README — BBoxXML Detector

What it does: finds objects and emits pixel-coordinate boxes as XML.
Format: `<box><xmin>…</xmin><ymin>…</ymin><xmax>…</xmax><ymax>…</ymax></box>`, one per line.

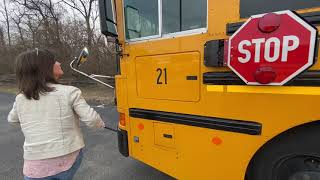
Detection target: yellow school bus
<box><xmin>98</xmin><ymin>0</ymin><xmax>320</xmax><ymax>179</ymax></box>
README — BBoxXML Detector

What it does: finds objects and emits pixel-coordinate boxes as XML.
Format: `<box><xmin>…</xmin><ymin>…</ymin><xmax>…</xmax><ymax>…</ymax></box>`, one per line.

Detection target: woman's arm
<box><xmin>69</xmin><ymin>87</ymin><xmax>105</xmax><ymax>128</ymax></box>
<box><xmin>8</xmin><ymin>102</ymin><xmax>20</xmax><ymax>124</ymax></box>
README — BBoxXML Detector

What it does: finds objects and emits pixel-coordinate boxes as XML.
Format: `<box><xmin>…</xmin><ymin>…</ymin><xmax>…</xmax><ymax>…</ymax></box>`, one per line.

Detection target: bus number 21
<box><xmin>156</xmin><ymin>68</ymin><xmax>167</xmax><ymax>84</ymax></box>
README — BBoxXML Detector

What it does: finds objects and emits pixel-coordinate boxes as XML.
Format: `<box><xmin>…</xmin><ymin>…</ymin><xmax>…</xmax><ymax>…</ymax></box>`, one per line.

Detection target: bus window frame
<box><xmin>123</xmin><ymin>0</ymin><xmax>208</xmax><ymax>44</ymax></box>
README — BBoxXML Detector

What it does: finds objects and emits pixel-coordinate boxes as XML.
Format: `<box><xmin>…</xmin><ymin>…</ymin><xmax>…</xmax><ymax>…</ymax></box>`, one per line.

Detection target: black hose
<box><xmin>104</xmin><ymin>126</ymin><xmax>118</xmax><ymax>132</ymax></box>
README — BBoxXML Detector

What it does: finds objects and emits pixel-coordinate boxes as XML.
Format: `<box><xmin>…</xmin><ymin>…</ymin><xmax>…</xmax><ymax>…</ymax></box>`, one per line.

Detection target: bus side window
<box><xmin>124</xmin><ymin>0</ymin><xmax>159</xmax><ymax>40</ymax></box>
<box><xmin>162</xmin><ymin>0</ymin><xmax>207</xmax><ymax>34</ymax></box>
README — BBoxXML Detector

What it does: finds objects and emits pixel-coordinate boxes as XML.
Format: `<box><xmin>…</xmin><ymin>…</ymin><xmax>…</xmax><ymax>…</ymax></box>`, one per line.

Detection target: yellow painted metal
<box><xmin>113</xmin><ymin>0</ymin><xmax>320</xmax><ymax>179</ymax></box>
<box><xmin>220</xmin><ymin>85</ymin><xmax>320</xmax><ymax>95</ymax></box>
<box><xmin>130</xmin><ymin>118</ymin><xmax>179</xmax><ymax>177</ymax></box>
<box><xmin>206</xmin><ymin>85</ymin><xmax>226</xmax><ymax>92</ymax></box>
<box><xmin>135</xmin><ymin>53</ymin><xmax>200</xmax><ymax>101</ymax></box>
<box><xmin>154</xmin><ymin>123</ymin><xmax>176</xmax><ymax>149</ymax></box>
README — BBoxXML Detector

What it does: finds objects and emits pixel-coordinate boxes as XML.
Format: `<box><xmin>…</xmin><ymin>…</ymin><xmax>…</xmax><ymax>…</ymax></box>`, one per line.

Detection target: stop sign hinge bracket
<box><xmin>204</xmin><ymin>39</ymin><xmax>228</xmax><ymax>67</ymax></box>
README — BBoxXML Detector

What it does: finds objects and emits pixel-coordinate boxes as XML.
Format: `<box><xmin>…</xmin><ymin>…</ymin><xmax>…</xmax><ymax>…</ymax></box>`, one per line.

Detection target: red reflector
<box><xmin>119</xmin><ymin>113</ymin><xmax>126</xmax><ymax>126</ymax></box>
<box><xmin>138</xmin><ymin>123</ymin><xmax>144</xmax><ymax>130</ymax></box>
<box><xmin>212</xmin><ymin>137</ymin><xmax>222</xmax><ymax>145</ymax></box>
<box><xmin>254</xmin><ymin>66</ymin><xmax>276</xmax><ymax>84</ymax></box>
<box><xmin>258</xmin><ymin>13</ymin><xmax>280</xmax><ymax>33</ymax></box>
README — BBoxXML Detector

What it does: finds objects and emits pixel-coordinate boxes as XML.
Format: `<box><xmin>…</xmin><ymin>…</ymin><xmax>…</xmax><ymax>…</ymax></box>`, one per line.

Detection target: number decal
<box><xmin>164</xmin><ymin>68</ymin><xmax>167</xmax><ymax>84</ymax></box>
<box><xmin>156</xmin><ymin>68</ymin><xmax>162</xmax><ymax>84</ymax></box>
<box><xmin>156</xmin><ymin>68</ymin><xmax>167</xmax><ymax>84</ymax></box>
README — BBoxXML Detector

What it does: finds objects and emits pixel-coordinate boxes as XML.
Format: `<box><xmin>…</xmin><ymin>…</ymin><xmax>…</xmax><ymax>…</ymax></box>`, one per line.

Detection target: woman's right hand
<box><xmin>96</xmin><ymin>120</ymin><xmax>106</xmax><ymax>129</ymax></box>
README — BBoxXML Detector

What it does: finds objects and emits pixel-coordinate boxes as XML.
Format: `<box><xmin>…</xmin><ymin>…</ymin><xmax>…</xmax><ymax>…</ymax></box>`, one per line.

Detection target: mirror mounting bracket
<box><xmin>115</xmin><ymin>39</ymin><xmax>129</xmax><ymax>58</ymax></box>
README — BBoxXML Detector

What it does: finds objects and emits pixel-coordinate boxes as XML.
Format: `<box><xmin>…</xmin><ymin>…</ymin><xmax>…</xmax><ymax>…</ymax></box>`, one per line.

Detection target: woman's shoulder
<box><xmin>15</xmin><ymin>93</ymin><xmax>25</xmax><ymax>101</ymax></box>
<box><xmin>52</xmin><ymin>84</ymin><xmax>81</xmax><ymax>97</ymax></box>
<box><xmin>14</xmin><ymin>85</ymin><xmax>82</xmax><ymax>103</ymax></box>
<box><xmin>50</xmin><ymin>84</ymin><xmax>80</xmax><ymax>92</ymax></box>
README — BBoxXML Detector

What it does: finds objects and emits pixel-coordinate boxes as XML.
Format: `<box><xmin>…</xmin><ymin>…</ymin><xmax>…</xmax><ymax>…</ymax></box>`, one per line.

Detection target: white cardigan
<box><xmin>7</xmin><ymin>84</ymin><xmax>104</xmax><ymax>160</ymax></box>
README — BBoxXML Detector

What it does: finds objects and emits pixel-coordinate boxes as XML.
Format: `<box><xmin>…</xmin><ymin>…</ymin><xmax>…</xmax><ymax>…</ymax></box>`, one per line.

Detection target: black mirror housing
<box><xmin>99</xmin><ymin>0</ymin><xmax>118</xmax><ymax>37</ymax></box>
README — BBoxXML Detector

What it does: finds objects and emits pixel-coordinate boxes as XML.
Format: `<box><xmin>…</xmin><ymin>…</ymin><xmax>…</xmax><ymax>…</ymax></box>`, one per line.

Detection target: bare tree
<box><xmin>25</xmin><ymin>14</ymin><xmax>41</xmax><ymax>48</ymax></box>
<box><xmin>0</xmin><ymin>26</ymin><xmax>5</xmax><ymax>49</ymax></box>
<box><xmin>13</xmin><ymin>0</ymin><xmax>62</xmax><ymax>47</ymax></box>
<box><xmin>1</xmin><ymin>0</ymin><xmax>11</xmax><ymax>48</ymax></box>
<box><xmin>12</xmin><ymin>8</ymin><xmax>27</xmax><ymax>46</ymax></box>
<box><xmin>0</xmin><ymin>0</ymin><xmax>117</xmax><ymax>76</ymax></box>
<box><xmin>61</xmin><ymin>0</ymin><xmax>97</xmax><ymax>47</ymax></box>
<box><xmin>42</xmin><ymin>0</ymin><xmax>62</xmax><ymax>45</ymax></box>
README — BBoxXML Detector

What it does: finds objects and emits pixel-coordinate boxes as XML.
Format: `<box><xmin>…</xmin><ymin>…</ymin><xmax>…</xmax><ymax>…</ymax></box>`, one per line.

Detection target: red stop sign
<box><xmin>228</xmin><ymin>10</ymin><xmax>317</xmax><ymax>85</ymax></box>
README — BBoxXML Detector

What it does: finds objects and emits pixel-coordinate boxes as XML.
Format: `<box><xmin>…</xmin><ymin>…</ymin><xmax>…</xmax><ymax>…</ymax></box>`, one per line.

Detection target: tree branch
<box><xmin>61</xmin><ymin>0</ymin><xmax>86</xmax><ymax>17</ymax></box>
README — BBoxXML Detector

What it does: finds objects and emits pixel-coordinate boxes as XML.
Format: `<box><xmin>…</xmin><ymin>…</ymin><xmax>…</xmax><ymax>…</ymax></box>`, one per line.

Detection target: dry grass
<box><xmin>0</xmin><ymin>82</ymin><xmax>114</xmax><ymax>105</ymax></box>
<box><xmin>78</xmin><ymin>84</ymin><xmax>114</xmax><ymax>105</ymax></box>
<box><xmin>0</xmin><ymin>84</ymin><xmax>18</xmax><ymax>94</ymax></box>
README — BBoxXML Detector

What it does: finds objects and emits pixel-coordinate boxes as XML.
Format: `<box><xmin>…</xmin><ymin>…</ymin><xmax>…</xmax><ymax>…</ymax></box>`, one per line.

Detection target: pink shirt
<box><xmin>23</xmin><ymin>150</ymin><xmax>80</xmax><ymax>178</ymax></box>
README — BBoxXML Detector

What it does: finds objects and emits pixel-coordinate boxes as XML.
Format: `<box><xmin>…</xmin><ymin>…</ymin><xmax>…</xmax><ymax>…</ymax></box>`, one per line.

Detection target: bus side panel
<box><xmin>115</xmin><ymin>75</ymin><xmax>128</xmax><ymax>112</ymax></box>
<box><xmin>128</xmin><ymin>116</ymin><xmax>259</xmax><ymax>179</ymax></box>
<box><xmin>130</xmin><ymin>118</ymin><xmax>179</xmax><ymax>177</ymax></box>
<box><xmin>135</xmin><ymin>52</ymin><xmax>200</xmax><ymax>102</ymax></box>
<box><xmin>118</xmin><ymin>0</ymin><xmax>320</xmax><ymax>179</ymax></box>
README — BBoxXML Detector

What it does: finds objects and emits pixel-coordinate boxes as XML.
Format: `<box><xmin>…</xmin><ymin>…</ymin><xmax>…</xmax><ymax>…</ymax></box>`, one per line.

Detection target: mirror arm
<box><xmin>70</xmin><ymin>58</ymin><xmax>114</xmax><ymax>89</ymax></box>
<box><xmin>89</xmin><ymin>74</ymin><xmax>114</xmax><ymax>79</ymax></box>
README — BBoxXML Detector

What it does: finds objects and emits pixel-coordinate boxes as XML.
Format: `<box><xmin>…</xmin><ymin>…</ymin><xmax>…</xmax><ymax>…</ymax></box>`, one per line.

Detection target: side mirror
<box><xmin>125</xmin><ymin>5</ymin><xmax>141</xmax><ymax>38</ymax></box>
<box><xmin>69</xmin><ymin>47</ymin><xmax>114</xmax><ymax>89</ymax></box>
<box><xmin>75</xmin><ymin>47</ymin><xmax>89</xmax><ymax>67</ymax></box>
<box><xmin>99</xmin><ymin>0</ymin><xmax>118</xmax><ymax>37</ymax></box>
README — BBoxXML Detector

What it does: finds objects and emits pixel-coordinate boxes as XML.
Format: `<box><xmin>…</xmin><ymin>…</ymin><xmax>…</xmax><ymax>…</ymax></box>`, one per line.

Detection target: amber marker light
<box><xmin>138</xmin><ymin>123</ymin><xmax>144</xmax><ymax>130</ymax></box>
<box><xmin>212</xmin><ymin>137</ymin><xmax>222</xmax><ymax>145</ymax></box>
<box><xmin>119</xmin><ymin>113</ymin><xmax>126</xmax><ymax>127</ymax></box>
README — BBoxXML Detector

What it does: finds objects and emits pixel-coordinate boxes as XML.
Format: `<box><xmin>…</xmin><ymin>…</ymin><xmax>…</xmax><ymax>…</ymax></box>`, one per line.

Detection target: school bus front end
<box><xmin>99</xmin><ymin>0</ymin><xmax>320</xmax><ymax>179</ymax></box>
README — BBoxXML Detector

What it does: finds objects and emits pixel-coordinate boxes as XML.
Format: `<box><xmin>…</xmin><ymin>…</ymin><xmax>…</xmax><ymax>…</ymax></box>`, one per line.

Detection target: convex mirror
<box><xmin>75</xmin><ymin>47</ymin><xmax>89</xmax><ymax>67</ymax></box>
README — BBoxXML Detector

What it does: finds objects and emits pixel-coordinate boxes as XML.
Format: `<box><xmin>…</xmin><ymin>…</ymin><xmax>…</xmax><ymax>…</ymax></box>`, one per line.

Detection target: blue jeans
<box><xmin>23</xmin><ymin>150</ymin><xmax>83</xmax><ymax>180</ymax></box>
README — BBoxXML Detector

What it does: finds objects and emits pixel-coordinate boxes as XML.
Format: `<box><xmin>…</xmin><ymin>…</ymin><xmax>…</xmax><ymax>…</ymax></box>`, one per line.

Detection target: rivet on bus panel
<box><xmin>119</xmin><ymin>113</ymin><xmax>126</xmax><ymax>126</ymax></box>
<box><xmin>212</xmin><ymin>137</ymin><xmax>222</xmax><ymax>145</ymax></box>
<box><xmin>138</xmin><ymin>123</ymin><xmax>144</xmax><ymax>130</ymax></box>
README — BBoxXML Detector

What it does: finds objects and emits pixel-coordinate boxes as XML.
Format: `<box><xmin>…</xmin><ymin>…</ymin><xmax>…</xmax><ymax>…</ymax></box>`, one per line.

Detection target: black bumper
<box><xmin>117</xmin><ymin>128</ymin><xmax>129</xmax><ymax>157</ymax></box>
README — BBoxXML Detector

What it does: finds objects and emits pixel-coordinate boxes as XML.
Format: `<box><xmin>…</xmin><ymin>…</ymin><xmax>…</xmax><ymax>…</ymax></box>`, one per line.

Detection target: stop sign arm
<box><xmin>227</xmin><ymin>10</ymin><xmax>318</xmax><ymax>85</ymax></box>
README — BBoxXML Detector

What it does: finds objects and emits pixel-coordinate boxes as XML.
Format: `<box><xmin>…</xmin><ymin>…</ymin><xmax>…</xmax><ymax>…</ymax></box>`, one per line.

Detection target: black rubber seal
<box><xmin>129</xmin><ymin>108</ymin><xmax>262</xmax><ymax>135</ymax></box>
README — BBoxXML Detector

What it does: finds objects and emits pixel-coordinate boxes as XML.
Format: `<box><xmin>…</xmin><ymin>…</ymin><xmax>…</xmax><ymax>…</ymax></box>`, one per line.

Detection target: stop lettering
<box><xmin>238</xmin><ymin>35</ymin><xmax>299</xmax><ymax>63</ymax></box>
<box><xmin>228</xmin><ymin>10</ymin><xmax>317</xmax><ymax>85</ymax></box>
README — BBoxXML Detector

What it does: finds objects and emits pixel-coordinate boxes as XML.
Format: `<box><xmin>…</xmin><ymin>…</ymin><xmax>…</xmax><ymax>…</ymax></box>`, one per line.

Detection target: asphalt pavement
<box><xmin>0</xmin><ymin>92</ymin><xmax>175</xmax><ymax>180</ymax></box>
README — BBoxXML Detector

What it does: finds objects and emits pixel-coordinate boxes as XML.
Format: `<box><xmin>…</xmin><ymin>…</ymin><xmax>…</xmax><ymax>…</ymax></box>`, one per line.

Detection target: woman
<box><xmin>7</xmin><ymin>48</ymin><xmax>105</xmax><ymax>180</ymax></box>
